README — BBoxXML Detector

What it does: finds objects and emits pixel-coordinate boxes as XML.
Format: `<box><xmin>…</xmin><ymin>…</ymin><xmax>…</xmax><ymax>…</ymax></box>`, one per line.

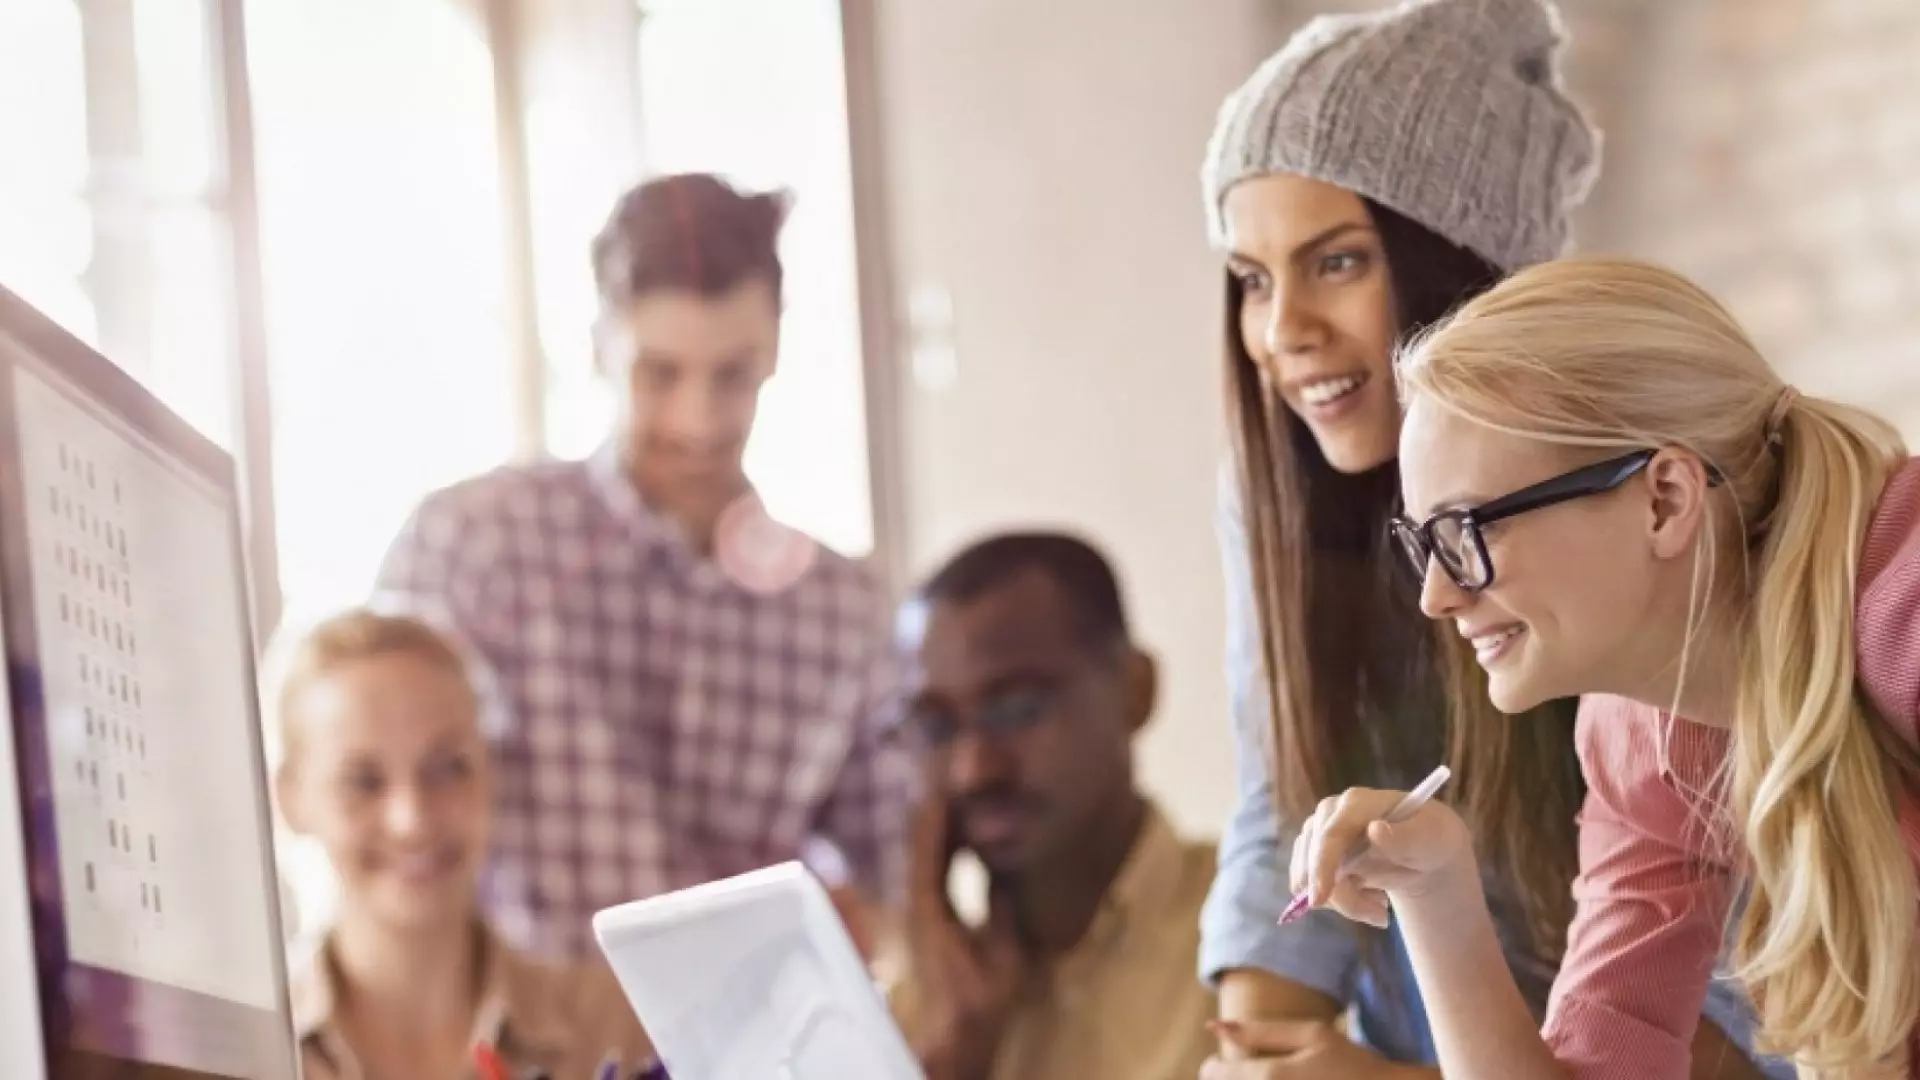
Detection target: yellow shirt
<box><xmin>898</xmin><ymin>804</ymin><xmax>1219</xmax><ymax>1080</ymax></box>
<box><xmin>289</xmin><ymin>920</ymin><xmax>653</xmax><ymax>1080</ymax></box>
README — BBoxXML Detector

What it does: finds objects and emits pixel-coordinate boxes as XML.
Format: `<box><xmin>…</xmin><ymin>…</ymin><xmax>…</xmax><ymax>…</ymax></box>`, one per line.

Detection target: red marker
<box><xmin>471</xmin><ymin>1042</ymin><xmax>512</xmax><ymax>1080</ymax></box>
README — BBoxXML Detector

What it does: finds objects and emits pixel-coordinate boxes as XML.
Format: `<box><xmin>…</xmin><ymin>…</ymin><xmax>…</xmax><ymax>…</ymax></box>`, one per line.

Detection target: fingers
<box><xmin>1199</xmin><ymin>1054</ymin><xmax>1269</xmax><ymax>1080</ymax></box>
<box><xmin>1320</xmin><ymin>879</ymin><xmax>1391</xmax><ymax>929</ymax></box>
<box><xmin>910</xmin><ymin>795</ymin><xmax>946</xmax><ymax>889</ymax></box>
<box><xmin>1302</xmin><ymin>788</ymin><xmax>1404</xmax><ymax>906</ymax></box>
<box><xmin>1287</xmin><ymin>804</ymin><xmax>1316</xmax><ymax>896</ymax></box>
<box><xmin>827</xmin><ymin>884</ymin><xmax>880</xmax><ymax>962</ymax></box>
<box><xmin>1208</xmin><ymin>1017</ymin><xmax>1326</xmax><ymax>1055</ymax></box>
<box><xmin>923</xmin><ymin>883</ymin><xmax>1025</xmax><ymax>1012</ymax></box>
<box><xmin>1293</xmin><ymin>795</ymin><xmax>1336</xmax><ymax>896</ymax></box>
<box><xmin>1199</xmin><ymin>1040</ymin><xmax>1316</xmax><ymax>1080</ymax></box>
<box><xmin>1364</xmin><ymin>814</ymin><xmax>1446</xmax><ymax>868</ymax></box>
<box><xmin>930</xmin><ymin>913</ymin><xmax>990</xmax><ymax>1004</ymax></box>
<box><xmin>908</xmin><ymin>797</ymin><xmax>954</xmax><ymax>919</ymax></box>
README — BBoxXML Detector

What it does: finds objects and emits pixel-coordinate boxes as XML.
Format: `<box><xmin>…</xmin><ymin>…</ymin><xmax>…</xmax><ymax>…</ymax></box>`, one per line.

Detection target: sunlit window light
<box><xmin>543</xmin><ymin>0</ymin><xmax>875</xmax><ymax>558</ymax></box>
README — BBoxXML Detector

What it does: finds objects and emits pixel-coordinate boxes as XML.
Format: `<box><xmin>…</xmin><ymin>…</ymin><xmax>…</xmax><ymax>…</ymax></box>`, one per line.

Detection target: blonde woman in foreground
<box><xmin>274</xmin><ymin>610</ymin><xmax>653</xmax><ymax>1079</ymax></box>
<box><xmin>1291</xmin><ymin>255</ymin><xmax>1920</xmax><ymax>1079</ymax></box>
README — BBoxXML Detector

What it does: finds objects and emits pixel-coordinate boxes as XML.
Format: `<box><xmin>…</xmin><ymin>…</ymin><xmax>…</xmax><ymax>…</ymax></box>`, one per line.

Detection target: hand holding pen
<box><xmin>1285</xmin><ymin>765</ymin><xmax>1472</xmax><ymax>928</ymax></box>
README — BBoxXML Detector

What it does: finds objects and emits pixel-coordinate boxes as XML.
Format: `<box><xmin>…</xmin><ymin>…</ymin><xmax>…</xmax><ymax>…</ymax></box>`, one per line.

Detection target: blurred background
<box><xmin>1</xmin><ymin>0</ymin><xmax>1916</xmax><ymax>843</ymax></box>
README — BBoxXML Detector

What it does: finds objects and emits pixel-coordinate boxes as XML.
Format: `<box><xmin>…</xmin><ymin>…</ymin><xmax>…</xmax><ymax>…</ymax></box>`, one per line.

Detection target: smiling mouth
<box><xmin>1297</xmin><ymin>373</ymin><xmax>1368</xmax><ymax>409</ymax></box>
<box><xmin>384</xmin><ymin>849</ymin><xmax>462</xmax><ymax>884</ymax></box>
<box><xmin>1468</xmin><ymin>624</ymin><xmax>1525</xmax><ymax>663</ymax></box>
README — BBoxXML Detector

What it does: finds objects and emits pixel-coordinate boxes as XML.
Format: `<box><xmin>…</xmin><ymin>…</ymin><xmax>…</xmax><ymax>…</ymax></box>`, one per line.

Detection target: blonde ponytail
<box><xmin>1730</xmin><ymin>396</ymin><xmax>1914</xmax><ymax>1075</ymax></box>
<box><xmin>1399</xmin><ymin>255</ymin><xmax>1918</xmax><ymax>1077</ymax></box>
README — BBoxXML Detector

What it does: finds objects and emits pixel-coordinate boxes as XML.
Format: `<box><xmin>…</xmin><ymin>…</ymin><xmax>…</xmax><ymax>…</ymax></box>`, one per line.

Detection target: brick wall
<box><xmin>1561</xmin><ymin>0</ymin><xmax>1920</xmax><ymax>435</ymax></box>
<box><xmin>1275</xmin><ymin>0</ymin><xmax>1920</xmax><ymax>433</ymax></box>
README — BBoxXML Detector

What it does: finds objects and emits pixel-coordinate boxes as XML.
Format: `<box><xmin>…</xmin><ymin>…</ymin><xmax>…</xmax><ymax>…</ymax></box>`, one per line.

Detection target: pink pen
<box><xmin>1279</xmin><ymin>764</ymin><xmax>1452</xmax><ymax>925</ymax></box>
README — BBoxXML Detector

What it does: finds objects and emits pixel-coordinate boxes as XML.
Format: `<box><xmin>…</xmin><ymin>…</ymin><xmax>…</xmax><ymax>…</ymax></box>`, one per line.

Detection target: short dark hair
<box><xmin>917</xmin><ymin>531</ymin><xmax>1130</xmax><ymax>646</ymax></box>
<box><xmin>590</xmin><ymin>173</ymin><xmax>790</xmax><ymax>307</ymax></box>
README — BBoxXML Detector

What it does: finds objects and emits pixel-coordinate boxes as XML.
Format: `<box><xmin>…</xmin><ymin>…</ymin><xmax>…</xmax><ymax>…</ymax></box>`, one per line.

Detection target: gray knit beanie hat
<box><xmin>1202</xmin><ymin>0</ymin><xmax>1600</xmax><ymax>271</ymax></box>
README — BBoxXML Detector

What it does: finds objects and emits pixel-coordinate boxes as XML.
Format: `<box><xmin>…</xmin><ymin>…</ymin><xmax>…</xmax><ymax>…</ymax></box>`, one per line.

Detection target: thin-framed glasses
<box><xmin>1389</xmin><ymin>449</ymin><xmax>1671</xmax><ymax>593</ymax></box>
<box><xmin>906</xmin><ymin>681</ymin><xmax>1064</xmax><ymax>750</ymax></box>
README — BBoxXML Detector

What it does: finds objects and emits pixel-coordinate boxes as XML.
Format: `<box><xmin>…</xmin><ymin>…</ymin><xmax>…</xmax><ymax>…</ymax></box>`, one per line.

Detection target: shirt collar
<box><xmin>586</xmin><ymin>437</ymin><xmax>675</xmax><ymax>550</ymax></box>
<box><xmin>585</xmin><ymin>437</ymin><xmax>769</xmax><ymax>567</ymax></box>
<box><xmin>290</xmin><ymin>921</ymin><xmax>571</xmax><ymax>1066</ymax></box>
<box><xmin>1068</xmin><ymin>802</ymin><xmax>1186</xmax><ymax>959</ymax></box>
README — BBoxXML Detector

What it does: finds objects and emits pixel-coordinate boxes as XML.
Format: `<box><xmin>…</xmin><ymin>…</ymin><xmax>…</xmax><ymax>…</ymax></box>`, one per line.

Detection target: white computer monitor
<box><xmin>0</xmin><ymin>284</ymin><xmax>299</xmax><ymax>1080</ymax></box>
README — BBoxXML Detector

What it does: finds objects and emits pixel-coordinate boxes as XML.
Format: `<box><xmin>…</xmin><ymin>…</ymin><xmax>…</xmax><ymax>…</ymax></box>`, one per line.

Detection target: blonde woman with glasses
<box><xmin>1292</xmin><ymin>254</ymin><xmax>1920</xmax><ymax>1079</ymax></box>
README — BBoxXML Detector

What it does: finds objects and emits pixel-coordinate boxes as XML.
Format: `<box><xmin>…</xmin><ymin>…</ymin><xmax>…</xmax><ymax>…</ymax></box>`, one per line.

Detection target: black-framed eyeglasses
<box><xmin>1390</xmin><ymin>449</ymin><xmax>1705</xmax><ymax>593</ymax></box>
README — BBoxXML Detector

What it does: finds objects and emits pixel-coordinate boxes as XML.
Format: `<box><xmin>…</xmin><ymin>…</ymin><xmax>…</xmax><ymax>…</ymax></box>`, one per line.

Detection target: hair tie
<box><xmin>1766</xmin><ymin>386</ymin><xmax>1800</xmax><ymax>446</ymax></box>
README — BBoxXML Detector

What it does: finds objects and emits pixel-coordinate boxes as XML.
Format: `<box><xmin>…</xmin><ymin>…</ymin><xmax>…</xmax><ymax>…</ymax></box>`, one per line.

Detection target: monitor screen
<box><xmin>0</xmin><ymin>285</ymin><xmax>298</xmax><ymax>1080</ymax></box>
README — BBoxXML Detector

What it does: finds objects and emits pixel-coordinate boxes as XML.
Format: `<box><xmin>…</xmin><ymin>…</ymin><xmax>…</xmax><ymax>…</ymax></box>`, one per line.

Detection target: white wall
<box><xmin>869</xmin><ymin>1</ymin><xmax>1288</xmax><ymax>838</ymax></box>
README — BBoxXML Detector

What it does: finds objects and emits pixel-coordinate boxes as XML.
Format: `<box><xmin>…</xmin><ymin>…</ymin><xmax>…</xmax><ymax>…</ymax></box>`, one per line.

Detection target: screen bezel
<box><xmin>0</xmin><ymin>282</ymin><xmax>299</xmax><ymax>1079</ymax></box>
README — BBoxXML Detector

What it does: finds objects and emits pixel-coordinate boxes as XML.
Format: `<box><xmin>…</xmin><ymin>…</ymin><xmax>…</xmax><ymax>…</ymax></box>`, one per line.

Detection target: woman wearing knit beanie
<box><xmin>1196</xmin><ymin>1</ymin><xmax>1780</xmax><ymax>1078</ymax></box>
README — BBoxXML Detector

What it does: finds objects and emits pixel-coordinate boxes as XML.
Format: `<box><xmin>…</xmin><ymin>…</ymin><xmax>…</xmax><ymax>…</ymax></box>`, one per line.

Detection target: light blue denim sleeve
<box><xmin>1700</xmin><ymin>980</ymin><xmax>1793</xmax><ymax>1080</ymax></box>
<box><xmin>1699</xmin><ymin>893</ymin><xmax>1796</xmax><ymax>1080</ymax></box>
<box><xmin>1197</xmin><ymin>461</ymin><xmax>1361</xmax><ymax>1003</ymax></box>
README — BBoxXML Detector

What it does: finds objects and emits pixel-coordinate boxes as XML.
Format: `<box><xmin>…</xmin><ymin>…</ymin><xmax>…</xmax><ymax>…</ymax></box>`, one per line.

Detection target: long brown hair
<box><xmin>1226</xmin><ymin>199</ymin><xmax>1584</xmax><ymax>961</ymax></box>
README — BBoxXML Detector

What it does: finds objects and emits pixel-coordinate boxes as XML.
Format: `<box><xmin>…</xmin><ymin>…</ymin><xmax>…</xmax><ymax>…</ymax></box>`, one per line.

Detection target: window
<box><xmin>5</xmin><ymin>0</ymin><xmax>879</xmax><ymax>610</ymax></box>
<box><xmin>0</xmin><ymin>0</ymin><xmax>891</xmax><ymax>943</ymax></box>
<box><xmin>243</xmin><ymin>2</ymin><xmax>523</xmax><ymax>935</ymax></box>
<box><xmin>0</xmin><ymin>0</ymin><xmax>887</xmax><ymax>941</ymax></box>
<box><xmin>0</xmin><ymin>4</ymin><xmax>92</xmax><ymax>343</ymax></box>
<box><xmin>544</xmin><ymin>0</ymin><xmax>875</xmax><ymax>557</ymax></box>
<box><xmin>246</xmin><ymin>0</ymin><xmax>517</xmax><ymax>621</ymax></box>
<box><xmin>0</xmin><ymin>0</ymin><xmax>234</xmax><ymax>449</ymax></box>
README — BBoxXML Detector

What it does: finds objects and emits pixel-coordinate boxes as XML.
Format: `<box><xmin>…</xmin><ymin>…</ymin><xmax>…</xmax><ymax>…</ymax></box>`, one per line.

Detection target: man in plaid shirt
<box><xmin>375</xmin><ymin>173</ymin><xmax>911</xmax><ymax>959</ymax></box>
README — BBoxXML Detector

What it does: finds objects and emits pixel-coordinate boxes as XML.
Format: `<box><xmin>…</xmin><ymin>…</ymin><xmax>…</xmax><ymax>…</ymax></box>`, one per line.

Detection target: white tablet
<box><xmin>592</xmin><ymin>862</ymin><xmax>925</xmax><ymax>1080</ymax></box>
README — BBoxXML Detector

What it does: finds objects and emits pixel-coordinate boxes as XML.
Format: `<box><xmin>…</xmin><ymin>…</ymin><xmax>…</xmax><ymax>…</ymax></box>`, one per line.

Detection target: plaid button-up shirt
<box><xmin>376</xmin><ymin>442</ymin><xmax>912</xmax><ymax>959</ymax></box>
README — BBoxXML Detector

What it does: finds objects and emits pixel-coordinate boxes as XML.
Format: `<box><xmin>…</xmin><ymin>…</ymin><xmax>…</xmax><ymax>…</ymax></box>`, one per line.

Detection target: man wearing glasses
<box><xmin>890</xmin><ymin>532</ymin><xmax>1217</xmax><ymax>1080</ymax></box>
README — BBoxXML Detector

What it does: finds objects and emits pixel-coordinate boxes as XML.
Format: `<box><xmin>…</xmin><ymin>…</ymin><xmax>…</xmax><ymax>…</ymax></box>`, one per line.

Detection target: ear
<box><xmin>1122</xmin><ymin>646</ymin><xmax>1159</xmax><ymax>737</ymax></box>
<box><xmin>1644</xmin><ymin>449</ymin><xmax>1714</xmax><ymax>561</ymax></box>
